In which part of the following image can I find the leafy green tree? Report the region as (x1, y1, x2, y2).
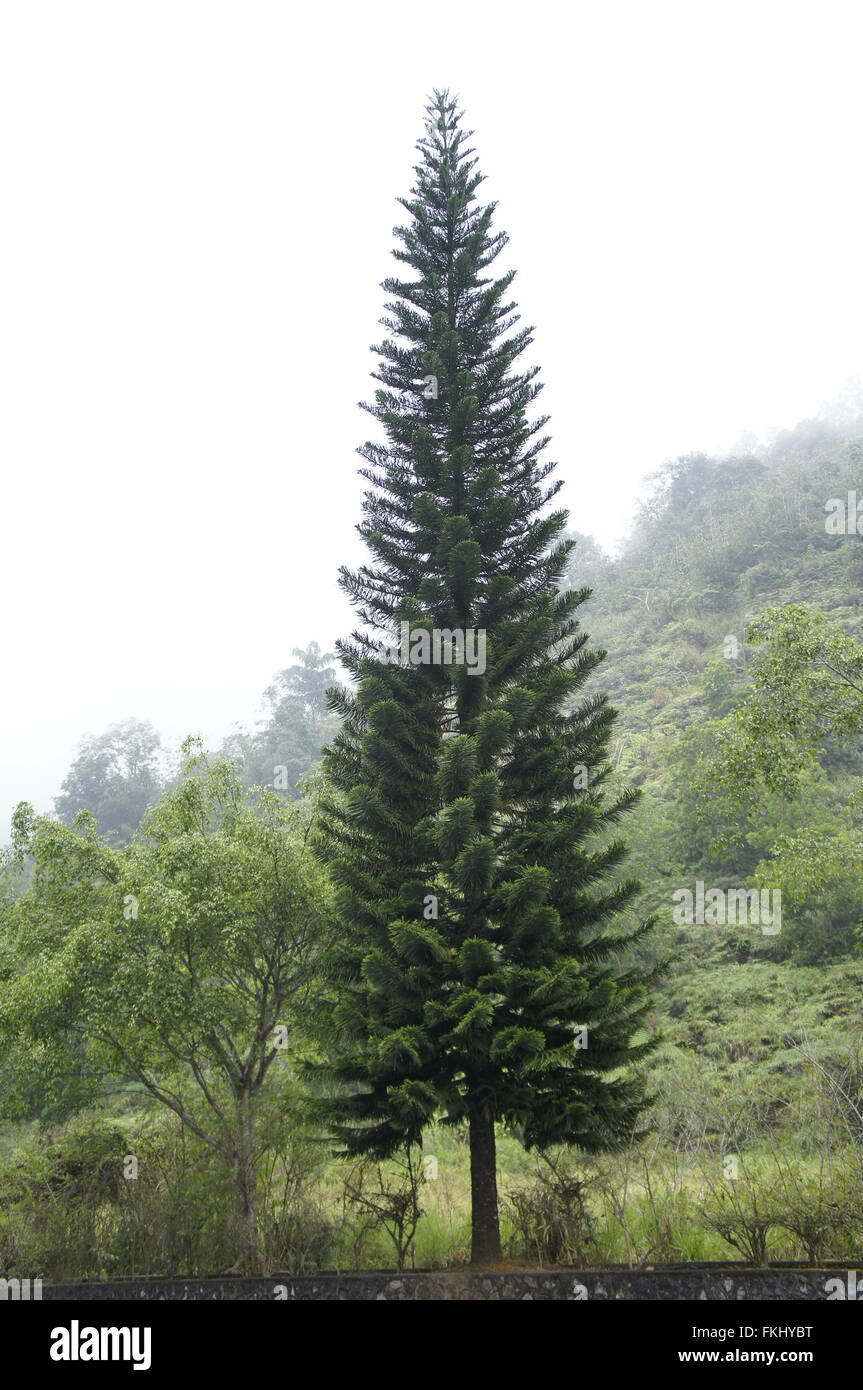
(706, 605, 863, 803)
(315, 92, 658, 1265)
(54, 718, 164, 844)
(751, 820, 863, 962)
(562, 531, 616, 596)
(224, 643, 339, 796)
(1, 743, 334, 1270)
(691, 604, 863, 959)
(268, 642, 338, 729)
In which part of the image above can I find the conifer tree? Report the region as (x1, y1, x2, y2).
(316, 91, 658, 1265)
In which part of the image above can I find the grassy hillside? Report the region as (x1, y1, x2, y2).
(561, 408, 863, 1161)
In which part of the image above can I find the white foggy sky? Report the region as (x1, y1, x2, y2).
(1, 0, 862, 822)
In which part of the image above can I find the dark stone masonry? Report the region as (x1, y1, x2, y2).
(39, 1264, 860, 1301)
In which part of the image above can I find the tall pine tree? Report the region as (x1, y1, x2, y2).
(317, 91, 658, 1265)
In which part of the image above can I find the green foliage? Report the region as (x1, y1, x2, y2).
(701, 605, 863, 818)
(342, 1147, 425, 1271)
(571, 417, 863, 969)
(0, 744, 335, 1269)
(223, 642, 340, 797)
(54, 719, 165, 844)
(504, 1152, 596, 1265)
(314, 93, 658, 1265)
(0, 1105, 336, 1280)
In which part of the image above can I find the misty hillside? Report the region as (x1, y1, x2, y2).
(573, 411, 863, 770)
(559, 409, 863, 1159)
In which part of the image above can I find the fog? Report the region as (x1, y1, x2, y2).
(2, 0, 862, 821)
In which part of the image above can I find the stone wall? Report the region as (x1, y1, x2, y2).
(39, 1265, 858, 1300)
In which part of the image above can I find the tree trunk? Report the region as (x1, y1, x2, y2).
(469, 1106, 501, 1266)
(233, 1093, 263, 1272)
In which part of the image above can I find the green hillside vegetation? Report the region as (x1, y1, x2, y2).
(5, 388, 863, 1273)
